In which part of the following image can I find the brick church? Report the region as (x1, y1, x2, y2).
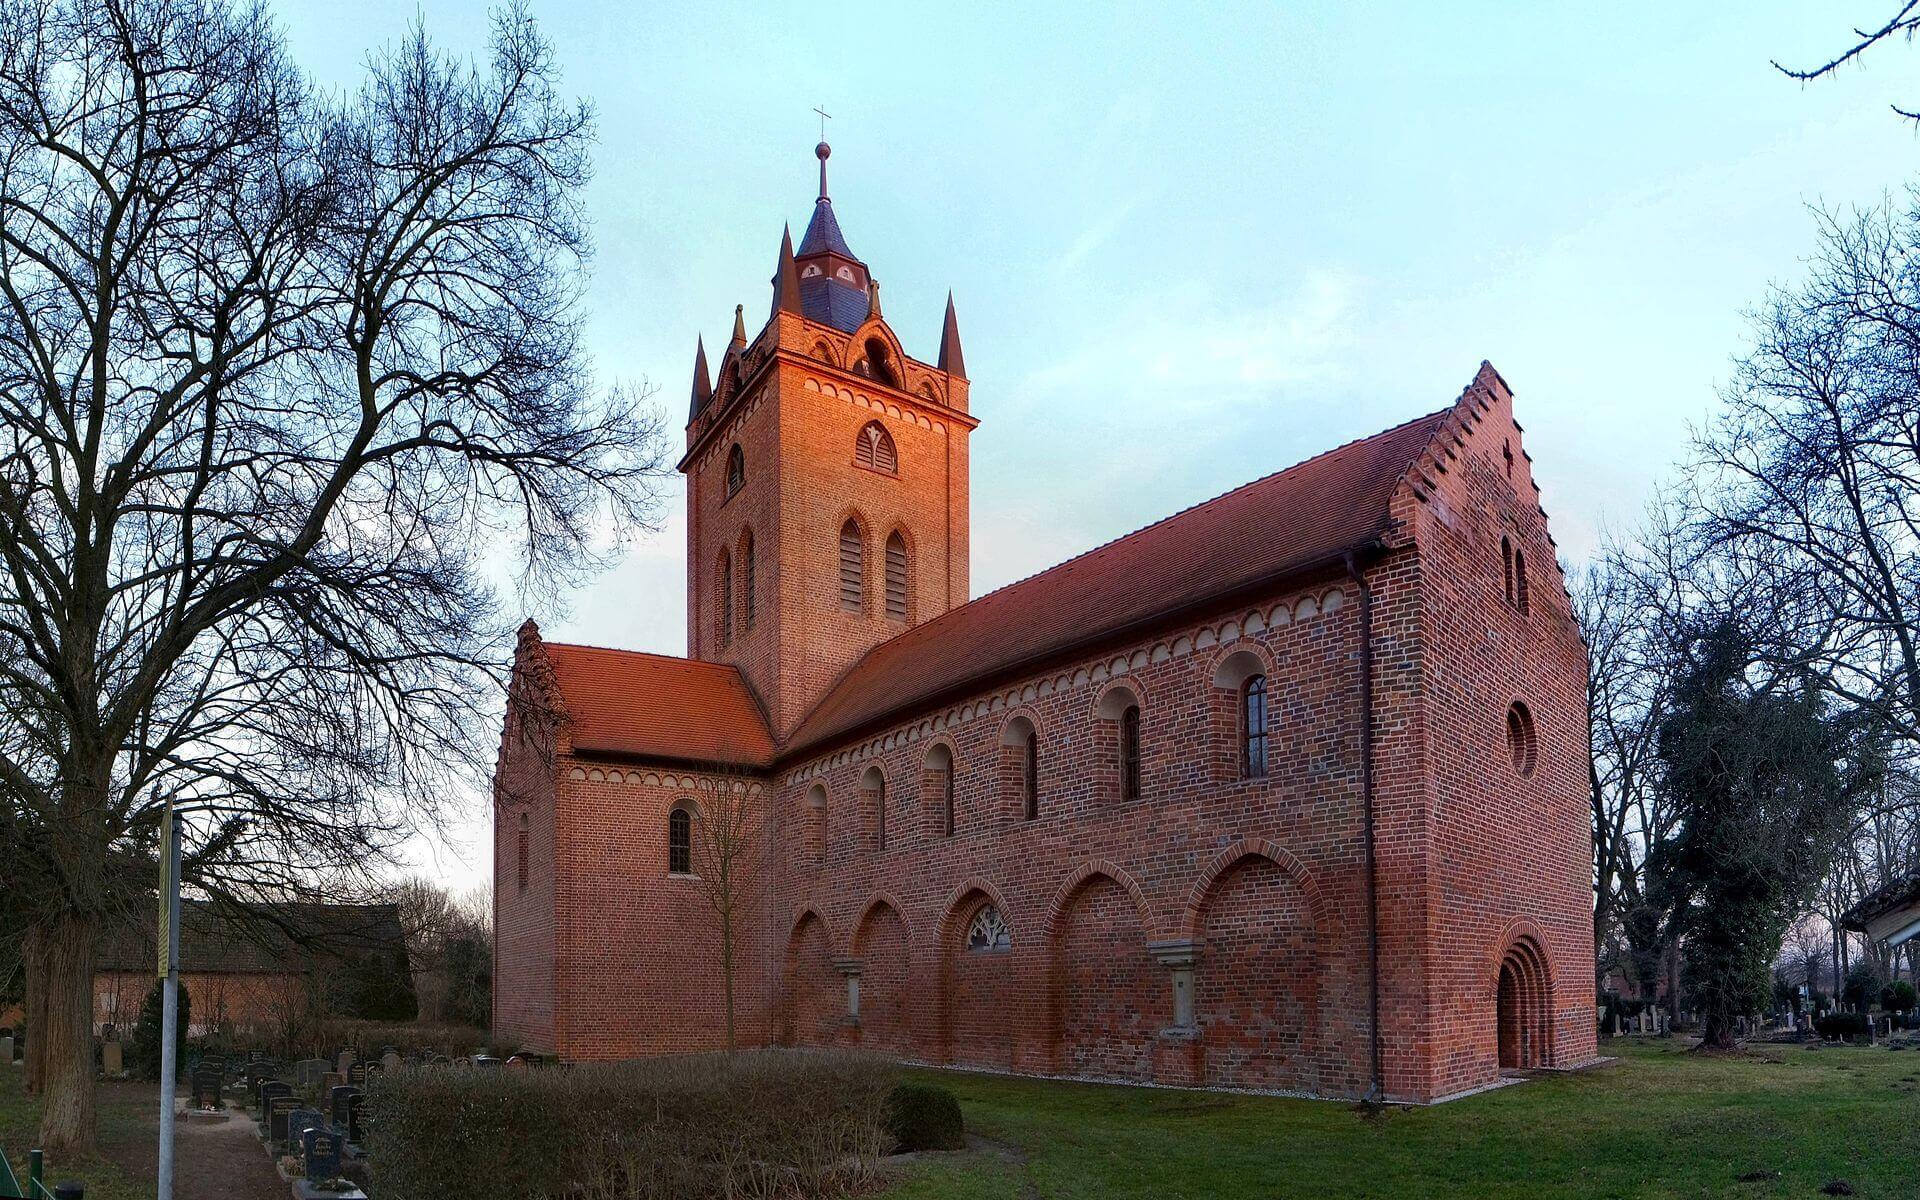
(492, 142, 1598, 1102)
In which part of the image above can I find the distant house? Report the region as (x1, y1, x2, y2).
(94, 901, 412, 1037)
(1842, 875, 1920, 953)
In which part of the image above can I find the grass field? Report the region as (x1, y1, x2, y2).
(0, 1066, 144, 1200)
(885, 1039, 1920, 1199)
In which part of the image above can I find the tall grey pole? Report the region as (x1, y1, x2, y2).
(157, 799, 182, 1200)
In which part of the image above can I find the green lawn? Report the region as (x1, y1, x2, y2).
(0, 1066, 144, 1200)
(885, 1040, 1920, 1200)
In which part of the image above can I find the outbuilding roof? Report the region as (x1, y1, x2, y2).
(542, 642, 775, 768)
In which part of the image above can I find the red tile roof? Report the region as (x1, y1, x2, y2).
(785, 406, 1451, 755)
(543, 643, 774, 767)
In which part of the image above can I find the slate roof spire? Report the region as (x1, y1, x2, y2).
(938, 292, 967, 379)
(730, 303, 747, 350)
(688, 335, 711, 421)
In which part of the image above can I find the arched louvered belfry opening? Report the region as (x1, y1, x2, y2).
(855, 421, 897, 474)
(838, 518, 865, 612)
(884, 531, 910, 621)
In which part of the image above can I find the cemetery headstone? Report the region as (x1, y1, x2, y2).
(505, 1055, 530, 1071)
(471, 1054, 502, 1069)
(345, 1092, 365, 1146)
(321, 1071, 345, 1093)
(329, 1085, 359, 1132)
(295, 1059, 328, 1088)
(1, 1036, 13, 1066)
(303, 1126, 343, 1183)
(346, 1061, 367, 1087)
(190, 1065, 223, 1110)
(268, 1094, 299, 1145)
(380, 1050, 401, 1073)
(336, 1050, 355, 1075)
(286, 1107, 324, 1155)
(100, 1041, 122, 1075)
(258, 1080, 292, 1124)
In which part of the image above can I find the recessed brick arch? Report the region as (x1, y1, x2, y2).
(1042, 861, 1160, 1080)
(935, 878, 1018, 1068)
(1090, 676, 1151, 719)
(853, 893, 914, 1054)
(1180, 839, 1327, 1090)
(781, 906, 840, 1048)
(1487, 918, 1556, 1070)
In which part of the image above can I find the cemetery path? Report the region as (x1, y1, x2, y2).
(96, 1080, 287, 1200)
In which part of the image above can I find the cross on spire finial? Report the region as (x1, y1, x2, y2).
(814, 104, 831, 140)
(812, 107, 833, 200)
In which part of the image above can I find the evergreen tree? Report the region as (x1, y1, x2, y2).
(129, 980, 191, 1081)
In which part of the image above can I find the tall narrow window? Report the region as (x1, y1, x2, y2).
(854, 421, 898, 473)
(943, 764, 955, 836)
(863, 767, 887, 851)
(668, 806, 691, 874)
(516, 813, 529, 890)
(839, 520, 864, 612)
(1023, 730, 1039, 819)
(884, 532, 909, 620)
(718, 551, 733, 645)
(1501, 536, 1515, 605)
(1120, 704, 1142, 801)
(1242, 674, 1269, 778)
(742, 533, 756, 631)
(725, 444, 745, 498)
(1513, 547, 1530, 615)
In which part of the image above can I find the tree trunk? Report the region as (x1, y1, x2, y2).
(22, 925, 50, 1095)
(1698, 1005, 1738, 1051)
(35, 911, 97, 1156)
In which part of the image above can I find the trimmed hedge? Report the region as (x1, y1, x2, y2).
(365, 1050, 894, 1200)
(886, 1083, 965, 1152)
(1815, 1012, 1869, 1040)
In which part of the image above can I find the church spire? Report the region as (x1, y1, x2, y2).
(688, 335, 712, 420)
(771, 224, 803, 318)
(938, 292, 967, 379)
(730, 303, 747, 350)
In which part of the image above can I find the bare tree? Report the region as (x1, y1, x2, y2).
(1775, 3, 1920, 120)
(0, 0, 668, 1152)
(686, 771, 766, 1054)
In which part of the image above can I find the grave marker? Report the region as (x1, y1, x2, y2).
(258, 1080, 292, 1123)
(99, 1041, 122, 1075)
(267, 1094, 299, 1145)
(328, 1085, 359, 1132)
(190, 1066, 222, 1110)
(302, 1126, 342, 1182)
(345, 1092, 365, 1146)
(286, 1107, 324, 1155)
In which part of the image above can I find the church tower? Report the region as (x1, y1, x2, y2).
(681, 141, 977, 739)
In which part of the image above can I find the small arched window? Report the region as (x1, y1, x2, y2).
(725, 444, 744, 498)
(838, 519, 864, 612)
(884, 532, 909, 621)
(854, 421, 898, 474)
(1513, 547, 1530, 615)
(1242, 675, 1269, 779)
(741, 532, 756, 631)
(805, 784, 828, 866)
(516, 813, 529, 891)
(966, 905, 1012, 953)
(717, 550, 733, 645)
(863, 766, 887, 851)
(1507, 701, 1538, 777)
(926, 743, 955, 838)
(1022, 730, 1039, 819)
(668, 806, 692, 875)
(1121, 705, 1142, 801)
(1501, 536, 1515, 605)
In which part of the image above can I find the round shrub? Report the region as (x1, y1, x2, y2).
(1881, 981, 1917, 1014)
(886, 1083, 965, 1152)
(1815, 1012, 1869, 1041)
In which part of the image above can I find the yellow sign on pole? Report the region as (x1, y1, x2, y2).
(157, 799, 172, 980)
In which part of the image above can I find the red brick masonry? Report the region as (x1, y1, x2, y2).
(491, 174, 1597, 1102)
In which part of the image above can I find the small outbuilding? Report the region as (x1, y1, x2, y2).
(1841, 875, 1920, 950)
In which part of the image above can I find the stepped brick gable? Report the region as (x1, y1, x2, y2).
(490, 145, 1599, 1102)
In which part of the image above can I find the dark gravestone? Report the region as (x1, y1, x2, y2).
(328, 1085, 359, 1132)
(190, 1066, 222, 1110)
(471, 1055, 502, 1069)
(346, 1062, 367, 1088)
(258, 1080, 292, 1123)
(303, 1127, 343, 1183)
(286, 1108, 323, 1155)
(267, 1095, 299, 1146)
(344, 1092, 365, 1146)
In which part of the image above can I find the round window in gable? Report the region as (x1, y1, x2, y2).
(1506, 701, 1538, 778)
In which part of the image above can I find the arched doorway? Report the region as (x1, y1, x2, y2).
(1495, 938, 1550, 1070)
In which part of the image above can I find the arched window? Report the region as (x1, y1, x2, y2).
(863, 766, 887, 851)
(1120, 704, 1142, 801)
(741, 532, 756, 631)
(725, 444, 744, 498)
(1023, 730, 1039, 819)
(838, 519, 864, 612)
(1501, 536, 1515, 605)
(966, 905, 1012, 953)
(884, 532, 909, 620)
(1513, 547, 1530, 615)
(717, 550, 733, 645)
(1242, 675, 1269, 779)
(516, 813, 529, 891)
(854, 421, 898, 474)
(668, 806, 692, 875)
(925, 743, 955, 838)
(805, 784, 828, 866)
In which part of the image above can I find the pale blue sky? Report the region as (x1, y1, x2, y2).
(275, 3, 1918, 888)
